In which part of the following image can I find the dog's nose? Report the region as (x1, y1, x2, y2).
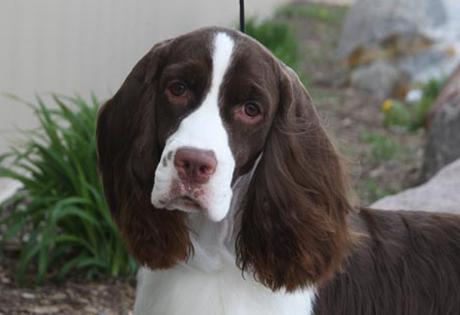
(174, 147, 217, 184)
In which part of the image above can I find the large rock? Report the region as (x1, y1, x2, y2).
(350, 61, 406, 99)
(338, 0, 447, 58)
(338, 0, 460, 96)
(421, 66, 460, 181)
(338, 0, 447, 59)
(371, 158, 460, 214)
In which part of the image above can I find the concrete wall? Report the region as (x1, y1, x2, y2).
(0, 0, 289, 153)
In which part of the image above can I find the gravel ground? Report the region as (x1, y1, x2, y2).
(0, 263, 134, 315)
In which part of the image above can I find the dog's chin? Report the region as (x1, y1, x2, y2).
(165, 196, 204, 214)
(152, 195, 227, 222)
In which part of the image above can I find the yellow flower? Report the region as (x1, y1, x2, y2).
(382, 99, 394, 112)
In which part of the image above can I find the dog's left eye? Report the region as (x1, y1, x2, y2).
(235, 101, 263, 124)
(243, 102, 261, 117)
(167, 81, 188, 96)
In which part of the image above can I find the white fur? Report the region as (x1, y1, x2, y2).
(135, 264, 315, 315)
(139, 32, 316, 315)
(151, 32, 235, 222)
(136, 172, 316, 315)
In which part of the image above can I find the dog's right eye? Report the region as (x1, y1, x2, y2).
(167, 81, 188, 96)
(165, 80, 191, 106)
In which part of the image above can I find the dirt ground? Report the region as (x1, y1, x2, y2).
(0, 263, 134, 315)
(0, 2, 426, 314)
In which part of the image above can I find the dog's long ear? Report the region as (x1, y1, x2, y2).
(236, 65, 351, 292)
(96, 40, 192, 268)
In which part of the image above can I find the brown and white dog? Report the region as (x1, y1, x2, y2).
(96, 27, 460, 315)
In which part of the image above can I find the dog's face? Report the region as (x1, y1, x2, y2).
(97, 27, 350, 292)
(150, 32, 278, 221)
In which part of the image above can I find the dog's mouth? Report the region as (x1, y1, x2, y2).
(178, 195, 202, 209)
(158, 187, 208, 213)
(162, 195, 206, 214)
(151, 177, 231, 221)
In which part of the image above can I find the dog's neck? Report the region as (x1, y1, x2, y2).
(135, 169, 316, 315)
(183, 171, 251, 272)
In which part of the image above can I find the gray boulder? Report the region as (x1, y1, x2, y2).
(339, 0, 460, 95)
(371, 158, 460, 214)
(338, 0, 447, 60)
(421, 66, 460, 180)
(350, 60, 406, 99)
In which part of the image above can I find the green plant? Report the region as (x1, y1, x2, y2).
(244, 17, 306, 83)
(359, 179, 389, 203)
(0, 95, 135, 284)
(410, 79, 444, 131)
(381, 99, 412, 128)
(361, 131, 400, 161)
(276, 3, 347, 24)
(381, 79, 444, 131)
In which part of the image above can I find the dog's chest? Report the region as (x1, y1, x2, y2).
(134, 265, 315, 315)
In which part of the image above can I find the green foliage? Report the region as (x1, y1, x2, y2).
(382, 99, 412, 128)
(276, 3, 347, 24)
(361, 131, 400, 161)
(382, 79, 444, 131)
(0, 95, 135, 284)
(359, 179, 390, 203)
(244, 17, 305, 82)
(410, 79, 444, 131)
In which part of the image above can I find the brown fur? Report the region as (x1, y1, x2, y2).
(236, 66, 351, 292)
(96, 40, 193, 268)
(96, 28, 460, 312)
(97, 28, 352, 291)
(315, 208, 460, 315)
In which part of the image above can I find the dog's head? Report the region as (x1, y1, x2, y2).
(97, 27, 350, 291)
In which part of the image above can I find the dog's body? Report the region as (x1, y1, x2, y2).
(96, 27, 460, 315)
(317, 209, 460, 314)
(133, 207, 460, 315)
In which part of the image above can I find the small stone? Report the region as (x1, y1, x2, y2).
(50, 292, 66, 300)
(84, 306, 99, 314)
(28, 306, 60, 314)
(21, 292, 36, 299)
(1, 277, 11, 284)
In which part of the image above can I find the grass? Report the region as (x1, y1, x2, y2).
(360, 131, 401, 161)
(0, 95, 135, 284)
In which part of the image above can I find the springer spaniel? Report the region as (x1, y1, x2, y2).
(96, 27, 460, 315)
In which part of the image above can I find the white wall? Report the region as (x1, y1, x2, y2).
(0, 0, 289, 153)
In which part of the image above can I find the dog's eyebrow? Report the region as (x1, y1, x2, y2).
(162, 62, 208, 77)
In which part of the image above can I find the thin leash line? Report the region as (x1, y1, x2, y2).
(239, 0, 245, 33)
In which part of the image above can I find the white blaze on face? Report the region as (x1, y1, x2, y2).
(151, 32, 235, 222)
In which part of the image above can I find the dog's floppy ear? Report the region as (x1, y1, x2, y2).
(236, 65, 351, 292)
(96, 39, 192, 268)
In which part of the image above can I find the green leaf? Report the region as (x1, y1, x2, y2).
(1, 94, 135, 284)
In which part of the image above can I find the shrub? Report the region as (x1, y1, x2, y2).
(0, 95, 135, 284)
(381, 79, 444, 131)
(410, 79, 444, 130)
(360, 131, 400, 161)
(244, 17, 306, 83)
(359, 179, 390, 203)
